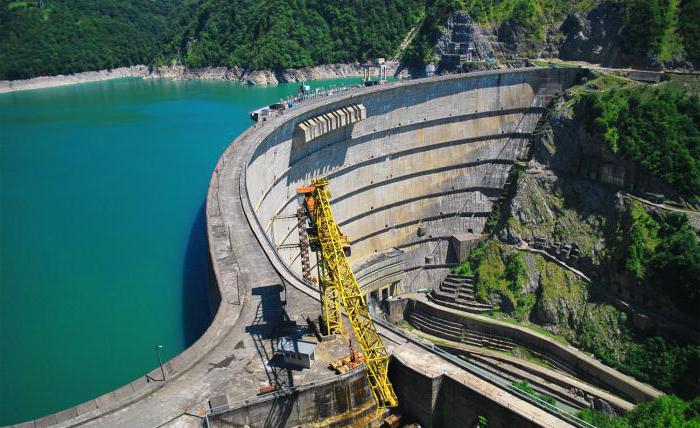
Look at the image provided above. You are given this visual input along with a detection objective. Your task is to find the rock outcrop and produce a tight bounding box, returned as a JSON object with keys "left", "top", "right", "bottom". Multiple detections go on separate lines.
{"left": 145, "top": 63, "right": 373, "bottom": 86}
{"left": 436, "top": 3, "right": 696, "bottom": 70}
{"left": 556, "top": 2, "right": 626, "bottom": 66}
{"left": 0, "top": 61, "right": 409, "bottom": 94}
{"left": 434, "top": 13, "right": 497, "bottom": 72}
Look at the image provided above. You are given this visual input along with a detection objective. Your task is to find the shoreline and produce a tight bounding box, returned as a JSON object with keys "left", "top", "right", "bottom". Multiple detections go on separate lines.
{"left": 0, "top": 62, "right": 407, "bottom": 94}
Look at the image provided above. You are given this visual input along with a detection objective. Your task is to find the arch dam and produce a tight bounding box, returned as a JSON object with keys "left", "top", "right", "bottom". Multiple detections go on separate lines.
{"left": 18, "top": 68, "right": 661, "bottom": 428}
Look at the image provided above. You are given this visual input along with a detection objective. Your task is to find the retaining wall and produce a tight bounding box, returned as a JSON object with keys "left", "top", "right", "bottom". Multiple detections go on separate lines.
{"left": 206, "top": 368, "right": 373, "bottom": 428}
{"left": 390, "top": 358, "right": 540, "bottom": 427}
{"left": 407, "top": 298, "right": 661, "bottom": 403}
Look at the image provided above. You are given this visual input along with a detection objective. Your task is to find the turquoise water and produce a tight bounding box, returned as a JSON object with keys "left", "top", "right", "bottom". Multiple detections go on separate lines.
{"left": 0, "top": 77, "right": 361, "bottom": 425}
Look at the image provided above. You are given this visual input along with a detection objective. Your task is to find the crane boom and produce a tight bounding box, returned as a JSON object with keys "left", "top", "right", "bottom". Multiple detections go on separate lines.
{"left": 297, "top": 178, "right": 398, "bottom": 409}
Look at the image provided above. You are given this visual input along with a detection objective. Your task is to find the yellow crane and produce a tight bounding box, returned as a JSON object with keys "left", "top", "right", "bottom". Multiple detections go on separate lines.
{"left": 297, "top": 178, "right": 398, "bottom": 410}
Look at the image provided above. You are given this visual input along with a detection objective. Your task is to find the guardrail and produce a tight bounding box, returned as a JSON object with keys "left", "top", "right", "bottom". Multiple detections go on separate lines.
{"left": 372, "top": 316, "right": 597, "bottom": 428}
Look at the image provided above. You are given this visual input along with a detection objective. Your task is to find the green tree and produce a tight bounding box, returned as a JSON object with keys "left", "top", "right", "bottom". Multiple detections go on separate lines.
{"left": 679, "top": 0, "right": 700, "bottom": 61}
{"left": 621, "top": 0, "right": 670, "bottom": 60}
{"left": 579, "top": 395, "right": 700, "bottom": 427}
{"left": 649, "top": 213, "right": 700, "bottom": 316}
{"left": 581, "top": 85, "right": 700, "bottom": 197}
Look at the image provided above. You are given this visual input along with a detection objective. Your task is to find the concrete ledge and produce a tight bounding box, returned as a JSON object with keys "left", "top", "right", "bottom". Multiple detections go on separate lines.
{"left": 294, "top": 104, "right": 366, "bottom": 144}
{"left": 33, "top": 415, "right": 56, "bottom": 428}
{"left": 74, "top": 400, "right": 98, "bottom": 417}
{"left": 53, "top": 408, "right": 77, "bottom": 425}
{"left": 207, "top": 367, "right": 373, "bottom": 427}
{"left": 408, "top": 296, "right": 662, "bottom": 403}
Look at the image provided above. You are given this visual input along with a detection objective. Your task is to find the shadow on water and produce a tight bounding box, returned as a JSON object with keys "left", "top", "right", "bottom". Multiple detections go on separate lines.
{"left": 182, "top": 202, "right": 215, "bottom": 346}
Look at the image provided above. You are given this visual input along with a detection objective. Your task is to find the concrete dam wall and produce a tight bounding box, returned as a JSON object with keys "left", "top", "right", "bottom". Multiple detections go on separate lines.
{"left": 247, "top": 68, "right": 583, "bottom": 294}
{"left": 206, "top": 367, "right": 374, "bottom": 428}
{"left": 16, "top": 69, "right": 586, "bottom": 428}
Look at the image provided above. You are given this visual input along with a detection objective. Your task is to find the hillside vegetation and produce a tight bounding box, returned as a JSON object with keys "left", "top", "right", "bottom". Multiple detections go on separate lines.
{"left": 578, "top": 395, "right": 700, "bottom": 427}
{"left": 2, "top": 0, "right": 698, "bottom": 79}
{"left": 0, "top": 0, "right": 180, "bottom": 80}
{"left": 404, "top": 0, "right": 700, "bottom": 67}
{"left": 461, "top": 239, "right": 700, "bottom": 397}
{"left": 581, "top": 82, "right": 700, "bottom": 197}
{"left": 159, "top": 0, "right": 423, "bottom": 70}
{"left": 612, "top": 203, "right": 700, "bottom": 318}
{"left": 0, "top": 0, "right": 424, "bottom": 80}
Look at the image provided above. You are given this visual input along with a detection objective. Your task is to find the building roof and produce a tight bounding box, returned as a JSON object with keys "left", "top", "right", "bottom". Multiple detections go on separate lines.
{"left": 276, "top": 338, "right": 316, "bottom": 355}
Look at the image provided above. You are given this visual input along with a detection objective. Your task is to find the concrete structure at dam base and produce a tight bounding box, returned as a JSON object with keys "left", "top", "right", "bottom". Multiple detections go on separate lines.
{"left": 13, "top": 67, "right": 663, "bottom": 428}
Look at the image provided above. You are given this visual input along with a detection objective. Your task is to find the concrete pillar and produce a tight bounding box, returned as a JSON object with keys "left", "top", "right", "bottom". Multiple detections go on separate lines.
{"left": 449, "top": 234, "right": 480, "bottom": 263}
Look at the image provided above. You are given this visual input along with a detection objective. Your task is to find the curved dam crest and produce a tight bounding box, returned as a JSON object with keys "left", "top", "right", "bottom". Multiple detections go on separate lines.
{"left": 20, "top": 68, "right": 631, "bottom": 428}
{"left": 248, "top": 69, "right": 579, "bottom": 290}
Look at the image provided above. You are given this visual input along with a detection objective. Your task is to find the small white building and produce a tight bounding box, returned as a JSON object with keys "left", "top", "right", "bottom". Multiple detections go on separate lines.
{"left": 276, "top": 338, "right": 316, "bottom": 369}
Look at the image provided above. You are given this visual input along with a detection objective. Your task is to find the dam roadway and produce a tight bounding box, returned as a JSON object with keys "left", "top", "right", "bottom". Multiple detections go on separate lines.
{"left": 17, "top": 68, "right": 632, "bottom": 428}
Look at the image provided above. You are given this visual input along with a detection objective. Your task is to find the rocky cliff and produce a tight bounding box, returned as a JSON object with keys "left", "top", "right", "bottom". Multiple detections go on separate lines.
{"left": 147, "top": 62, "right": 404, "bottom": 86}
{"left": 433, "top": 1, "right": 698, "bottom": 71}
{"left": 467, "top": 72, "right": 700, "bottom": 398}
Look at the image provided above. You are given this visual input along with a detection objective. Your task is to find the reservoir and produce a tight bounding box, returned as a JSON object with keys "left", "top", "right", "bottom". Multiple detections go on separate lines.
{"left": 0, "top": 77, "right": 361, "bottom": 425}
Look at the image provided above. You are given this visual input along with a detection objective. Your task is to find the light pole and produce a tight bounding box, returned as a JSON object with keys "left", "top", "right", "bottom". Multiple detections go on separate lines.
{"left": 156, "top": 345, "right": 166, "bottom": 381}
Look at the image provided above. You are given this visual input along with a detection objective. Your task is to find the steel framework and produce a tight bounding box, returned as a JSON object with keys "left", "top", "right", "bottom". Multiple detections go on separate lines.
{"left": 297, "top": 178, "right": 398, "bottom": 410}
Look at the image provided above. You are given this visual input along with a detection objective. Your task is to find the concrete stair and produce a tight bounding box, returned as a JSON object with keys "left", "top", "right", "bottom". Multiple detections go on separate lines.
{"left": 408, "top": 311, "right": 463, "bottom": 342}
{"left": 407, "top": 310, "right": 514, "bottom": 353}
{"left": 428, "top": 274, "right": 493, "bottom": 314}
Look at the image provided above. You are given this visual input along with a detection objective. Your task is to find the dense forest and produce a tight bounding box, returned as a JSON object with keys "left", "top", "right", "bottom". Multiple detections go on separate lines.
{"left": 1, "top": 0, "right": 699, "bottom": 80}
{"left": 582, "top": 83, "right": 700, "bottom": 197}
{"left": 159, "top": 0, "right": 424, "bottom": 70}
{"left": 0, "top": 0, "right": 180, "bottom": 80}
{"left": 0, "top": 0, "right": 424, "bottom": 80}
{"left": 578, "top": 395, "right": 700, "bottom": 427}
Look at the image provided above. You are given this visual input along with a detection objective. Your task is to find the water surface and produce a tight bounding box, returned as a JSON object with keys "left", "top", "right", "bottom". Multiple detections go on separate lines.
{"left": 0, "top": 77, "right": 361, "bottom": 425}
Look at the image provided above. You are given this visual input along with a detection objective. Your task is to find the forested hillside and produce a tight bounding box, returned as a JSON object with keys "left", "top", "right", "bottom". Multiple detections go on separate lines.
{"left": 406, "top": 0, "right": 700, "bottom": 68}
{"left": 0, "top": 0, "right": 180, "bottom": 80}
{"left": 582, "top": 82, "right": 700, "bottom": 197}
{"left": 0, "top": 0, "right": 424, "bottom": 80}
{"left": 1, "top": 0, "right": 698, "bottom": 80}
{"left": 159, "top": 0, "right": 424, "bottom": 70}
